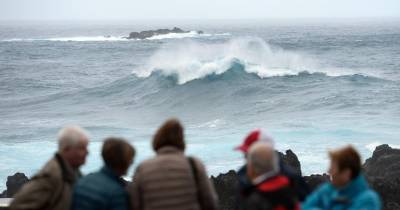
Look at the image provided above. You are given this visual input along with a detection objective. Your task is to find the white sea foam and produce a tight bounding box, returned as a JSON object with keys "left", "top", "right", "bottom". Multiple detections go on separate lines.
{"left": 146, "top": 31, "right": 211, "bottom": 40}
{"left": 133, "top": 37, "right": 317, "bottom": 84}
{"left": 194, "top": 119, "right": 226, "bottom": 128}
{"left": 133, "top": 37, "right": 383, "bottom": 84}
{"left": 1, "top": 31, "right": 222, "bottom": 42}
{"left": 1, "top": 36, "right": 128, "bottom": 42}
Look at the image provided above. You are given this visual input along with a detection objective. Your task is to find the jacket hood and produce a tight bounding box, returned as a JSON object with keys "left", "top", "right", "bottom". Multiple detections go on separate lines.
{"left": 337, "top": 174, "right": 370, "bottom": 198}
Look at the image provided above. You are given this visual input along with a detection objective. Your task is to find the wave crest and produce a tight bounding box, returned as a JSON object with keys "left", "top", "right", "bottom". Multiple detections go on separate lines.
{"left": 133, "top": 37, "right": 386, "bottom": 84}
{"left": 133, "top": 37, "right": 321, "bottom": 84}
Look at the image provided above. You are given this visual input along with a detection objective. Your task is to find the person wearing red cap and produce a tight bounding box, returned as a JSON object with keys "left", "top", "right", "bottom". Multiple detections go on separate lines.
{"left": 240, "top": 142, "right": 300, "bottom": 210}
{"left": 234, "top": 129, "right": 310, "bottom": 210}
{"left": 235, "top": 129, "right": 275, "bottom": 153}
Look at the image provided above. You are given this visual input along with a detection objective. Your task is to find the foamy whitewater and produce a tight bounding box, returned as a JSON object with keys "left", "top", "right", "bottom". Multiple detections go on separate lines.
{"left": 1, "top": 20, "right": 400, "bottom": 190}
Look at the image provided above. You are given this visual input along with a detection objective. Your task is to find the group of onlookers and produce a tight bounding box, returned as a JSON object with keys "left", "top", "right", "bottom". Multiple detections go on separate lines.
{"left": 8, "top": 119, "right": 381, "bottom": 210}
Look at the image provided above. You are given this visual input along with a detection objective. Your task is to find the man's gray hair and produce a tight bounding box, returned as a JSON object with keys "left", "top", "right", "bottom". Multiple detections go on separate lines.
{"left": 247, "top": 142, "right": 279, "bottom": 176}
{"left": 58, "top": 125, "right": 89, "bottom": 152}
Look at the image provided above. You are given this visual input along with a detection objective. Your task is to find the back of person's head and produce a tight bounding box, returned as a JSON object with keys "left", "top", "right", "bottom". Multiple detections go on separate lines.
{"left": 153, "top": 118, "right": 185, "bottom": 151}
{"left": 58, "top": 125, "right": 89, "bottom": 152}
{"left": 247, "top": 142, "right": 279, "bottom": 178}
{"left": 329, "top": 145, "right": 361, "bottom": 180}
{"left": 102, "top": 137, "right": 135, "bottom": 176}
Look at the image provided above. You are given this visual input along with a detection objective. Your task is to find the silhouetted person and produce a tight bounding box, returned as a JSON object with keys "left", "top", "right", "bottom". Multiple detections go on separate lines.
{"left": 10, "top": 126, "right": 89, "bottom": 210}
{"left": 302, "top": 145, "right": 381, "bottom": 210}
{"left": 129, "top": 118, "right": 218, "bottom": 210}
{"left": 72, "top": 137, "right": 135, "bottom": 210}
{"left": 239, "top": 143, "right": 300, "bottom": 210}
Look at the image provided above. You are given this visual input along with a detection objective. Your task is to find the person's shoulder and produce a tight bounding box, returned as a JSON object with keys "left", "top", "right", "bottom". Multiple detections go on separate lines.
{"left": 188, "top": 156, "right": 205, "bottom": 166}
{"left": 357, "top": 188, "right": 381, "bottom": 203}
{"left": 313, "top": 182, "right": 334, "bottom": 195}
{"left": 32, "top": 157, "right": 62, "bottom": 181}
{"left": 78, "top": 170, "right": 116, "bottom": 186}
{"left": 76, "top": 171, "right": 100, "bottom": 185}
{"left": 349, "top": 188, "right": 381, "bottom": 210}
{"left": 135, "top": 157, "right": 158, "bottom": 172}
{"left": 75, "top": 171, "right": 122, "bottom": 195}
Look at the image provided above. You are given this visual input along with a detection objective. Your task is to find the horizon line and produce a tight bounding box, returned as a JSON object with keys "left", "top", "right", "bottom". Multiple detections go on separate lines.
{"left": 1, "top": 16, "right": 400, "bottom": 22}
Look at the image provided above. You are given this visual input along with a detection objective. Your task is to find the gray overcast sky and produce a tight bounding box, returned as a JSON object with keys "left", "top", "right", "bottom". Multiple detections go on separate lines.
{"left": 1, "top": 0, "right": 399, "bottom": 21}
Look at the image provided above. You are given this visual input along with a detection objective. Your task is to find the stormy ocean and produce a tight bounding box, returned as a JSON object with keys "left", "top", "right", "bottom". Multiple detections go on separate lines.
{"left": 1, "top": 19, "right": 399, "bottom": 190}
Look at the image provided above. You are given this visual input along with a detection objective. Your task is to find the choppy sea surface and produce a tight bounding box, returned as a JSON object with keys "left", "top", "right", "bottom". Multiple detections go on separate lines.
{"left": 1, "top": 19, "right": 399, "bottom": 190}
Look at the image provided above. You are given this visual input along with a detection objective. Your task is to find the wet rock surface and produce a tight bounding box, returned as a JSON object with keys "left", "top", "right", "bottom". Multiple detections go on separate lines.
{"left": 302, "top": 173, "right": 330, "bottom": 191}
{"left": 363, "top": 144, "right": 400, "bottom": 210}
{"left": 0, "top": 173, "right": 29, "bottom": 198}
{"left": 278, "top": 150, "right": 302, "bottom": 175}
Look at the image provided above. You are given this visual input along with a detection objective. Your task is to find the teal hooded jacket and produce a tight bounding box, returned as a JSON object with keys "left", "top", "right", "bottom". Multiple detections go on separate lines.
{"left": 302, "top": 174, "right": 381, "bottom": 210}
{"left": 71, "top": 166, "right": 130, "bottom": 210}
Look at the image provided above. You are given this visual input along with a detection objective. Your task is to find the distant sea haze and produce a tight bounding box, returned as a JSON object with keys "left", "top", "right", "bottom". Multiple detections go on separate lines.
{"left": 0, "top": 20, "right": 399, "bottom": 191}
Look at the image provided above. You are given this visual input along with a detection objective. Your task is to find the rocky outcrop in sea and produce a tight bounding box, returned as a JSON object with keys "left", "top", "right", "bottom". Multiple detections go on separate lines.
{"left": 127, "top": 27, "right": 203, "bottom": 39}
{"left": 1, "top": 144, "right": 399, "bottom": 210}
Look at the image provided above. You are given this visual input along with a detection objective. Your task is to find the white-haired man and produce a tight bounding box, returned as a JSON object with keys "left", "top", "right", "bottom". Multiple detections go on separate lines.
{"left": 10, "top": 125, "right": 89, "bottom": 210}
{"left": 239, "top": 143, "right": 299, "bottom": 210}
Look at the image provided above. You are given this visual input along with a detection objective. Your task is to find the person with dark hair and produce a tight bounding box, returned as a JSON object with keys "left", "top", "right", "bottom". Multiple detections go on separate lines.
{"left": 71, "top": 137, "right": 135, "bottom": 210}
{"left": 10, "top": 126, "right": 89, "bottom": 210}
{"left": 129, "top": 118, "right": 218, "bottom": 210}
{"left": 302, "top": 145, "right": 381, "bottom": 210}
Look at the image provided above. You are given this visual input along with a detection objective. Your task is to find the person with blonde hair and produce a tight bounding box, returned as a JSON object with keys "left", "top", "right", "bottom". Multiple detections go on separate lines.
{"left": 129, "top": 118, "right": 218, "bottom": 210}
{"left": 10, "top": 125, "right": 89, "bottom": 210}
{"left": 302, "top": 145, "right": 381, "bottom": 210}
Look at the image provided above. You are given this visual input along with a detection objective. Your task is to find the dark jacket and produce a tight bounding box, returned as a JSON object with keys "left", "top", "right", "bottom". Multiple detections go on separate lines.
{"left": 236, "top": 157, "right": 309, "bottom": 205}
{"left": 9, "top": 153, "right": 80, "bottom": 210}
{"left": 240, "top": 175, "right": 300, "bottom": 210}
{"left": 280, "top": 162, "right": 310, "bottom": 201}
{"left": 71, "top": 166, "right": 130, "bottom": 210}
{"left": 302, "top": 174, "right": 381, "bottom": 210}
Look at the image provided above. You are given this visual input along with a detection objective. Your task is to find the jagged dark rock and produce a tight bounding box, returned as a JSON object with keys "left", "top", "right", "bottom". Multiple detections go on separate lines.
{"left": 128, "top": 27, "right": 182, "bottom": 39}
{"left": 278, "top": 149, "right": 302, "bottom": 175}
{"left": 211, "top": 170, "right": 238, "bottom": 210}
{"left": 127, "top": 27, "right": 201, "bottom": 39}
{"left": 363, "top": 144, "right": 400, "bottom": 210}
{"left": 4, "top": 173, "right": 29, "bottom": 198}
{"left": 303, "top": 173, "right": 330, "bottom": 191}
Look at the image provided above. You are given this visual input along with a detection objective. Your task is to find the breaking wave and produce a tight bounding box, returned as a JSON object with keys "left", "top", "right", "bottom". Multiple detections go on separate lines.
{"left": 133, "top": 37, "right": 383, "bottom": 84}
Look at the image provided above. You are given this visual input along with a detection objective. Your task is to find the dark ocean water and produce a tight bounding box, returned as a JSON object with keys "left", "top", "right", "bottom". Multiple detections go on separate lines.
{"left": 1, "top": 19, "right": 400, "bottom": 190}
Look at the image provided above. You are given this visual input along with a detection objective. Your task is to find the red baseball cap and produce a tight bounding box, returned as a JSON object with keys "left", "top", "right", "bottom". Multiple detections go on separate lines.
{"left": 234, "top": 129, "right": 274, "bottom": 153}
